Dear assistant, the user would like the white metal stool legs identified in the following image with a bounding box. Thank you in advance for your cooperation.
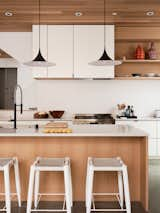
[122,166,131,213]
[34,170,40,208]
[27,166,35,213]
[86,157,131,213]
[13,158,21,207]
[4,165,11,213]
[86,159,94,213]
[27,157,72,213]
[64,163,71,213]
[68,163,73,207]
[0,157,21,213]
[118,171,124,209]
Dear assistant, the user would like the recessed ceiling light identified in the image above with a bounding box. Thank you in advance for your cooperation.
[4,11,13,17]
[112,12,118,16]
[146,11,155,16]
[74,11,83,17]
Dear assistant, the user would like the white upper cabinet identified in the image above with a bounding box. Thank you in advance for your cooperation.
[32,25,115,79]
[74,25,115,78]
[47,25,73,78]
[32,25,48,78]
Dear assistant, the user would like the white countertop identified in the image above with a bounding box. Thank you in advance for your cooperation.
[116,117,160,121]
[0,124,147,137]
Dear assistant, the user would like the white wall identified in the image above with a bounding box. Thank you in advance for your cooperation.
[0,32,160,117]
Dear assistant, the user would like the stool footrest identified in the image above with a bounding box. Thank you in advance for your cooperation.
[38,193,65,196]
[31,209,67,212]
[91,209,127,212]
[93,193,119,196]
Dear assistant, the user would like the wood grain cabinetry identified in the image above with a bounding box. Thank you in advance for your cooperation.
[115,27,160,80]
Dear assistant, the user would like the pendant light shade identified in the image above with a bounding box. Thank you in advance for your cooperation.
[89,49,122,66]
[24,50,55,67]
[24,0,55,67]
[89,0,122,66]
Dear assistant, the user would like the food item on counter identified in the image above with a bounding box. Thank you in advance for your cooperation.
[43,128,72,133]
[117,104,126,110]
[45,122,68,128]
[135,45,145,59]
[34,112,49,119]
[49,111,64,119]
[148,42,157,60]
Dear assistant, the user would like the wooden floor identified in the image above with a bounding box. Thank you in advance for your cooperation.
[5,202,147,213]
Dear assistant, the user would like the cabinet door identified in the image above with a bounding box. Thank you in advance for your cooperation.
[156,121,160,138]
[149,139,157,157]
[135,121,157,139]
[74,25,114,78]
[47,25,73,78]
[32,25,48,78]
[116,120,157,138]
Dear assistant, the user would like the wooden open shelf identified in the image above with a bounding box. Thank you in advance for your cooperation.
[121,59,160,63]
[115,77,160,80]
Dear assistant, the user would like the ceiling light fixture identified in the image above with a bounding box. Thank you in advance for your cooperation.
[112,12,118,16]
[89,0,122,66]
[4,11,13,17]
[146,11,155,16]
[74,11,83,17]
[24,0,55,67]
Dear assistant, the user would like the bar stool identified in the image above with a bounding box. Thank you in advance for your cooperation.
[86,157,131,213]
[0,157,21,213]
[26,157,72,213]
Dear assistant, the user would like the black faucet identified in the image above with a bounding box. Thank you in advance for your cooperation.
[13,85,23,129]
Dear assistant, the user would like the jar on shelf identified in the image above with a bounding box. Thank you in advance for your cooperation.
[148,42,157,60]
[135,45,145,60]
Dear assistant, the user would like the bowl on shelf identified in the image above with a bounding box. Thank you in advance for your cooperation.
[49,111,65,119]
[132,73,141,77]
[144,73,156,77]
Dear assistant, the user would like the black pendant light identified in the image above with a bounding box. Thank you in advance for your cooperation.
[89,0,122,66]
[24,0,55,67]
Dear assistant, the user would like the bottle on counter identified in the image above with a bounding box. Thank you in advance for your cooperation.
[125,105,131,118]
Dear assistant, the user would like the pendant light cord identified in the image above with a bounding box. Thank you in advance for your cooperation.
[104,0,106,49]
[39,0,41,51]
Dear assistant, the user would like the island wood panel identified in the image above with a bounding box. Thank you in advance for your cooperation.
[0,136,148,211]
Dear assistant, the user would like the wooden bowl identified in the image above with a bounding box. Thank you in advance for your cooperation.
[49,111,64,119]
[34,112,49,119]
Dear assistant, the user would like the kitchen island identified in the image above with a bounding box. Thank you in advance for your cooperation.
[0,124,148,211]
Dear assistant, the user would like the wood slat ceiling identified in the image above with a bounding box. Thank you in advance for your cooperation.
[0,0,160,31]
